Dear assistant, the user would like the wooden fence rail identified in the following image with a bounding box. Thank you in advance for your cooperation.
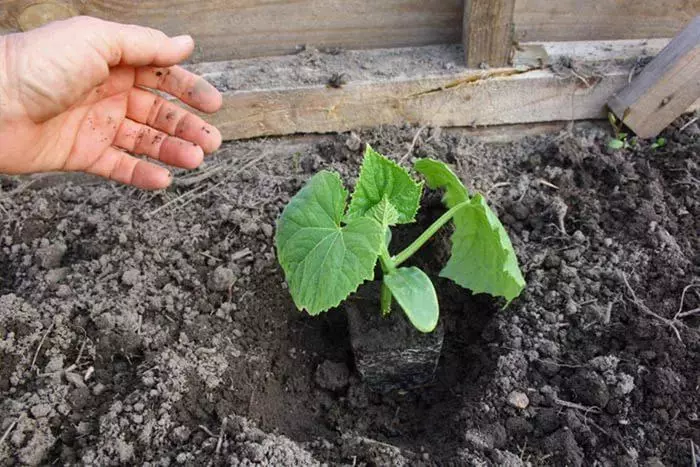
[1,0,698,63]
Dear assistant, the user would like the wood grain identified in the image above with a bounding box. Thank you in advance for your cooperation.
[197,68,697,141]
[0,0,463,62]
[182,40,700,141]
[463,0,516,67]
[608,16,700,138]
[514,0,700,42]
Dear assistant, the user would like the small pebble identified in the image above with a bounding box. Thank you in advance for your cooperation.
[260,224,274,238]
[30,404,52,418]
[92,383,107,396]
[345,132,362,151]
[507,391,530,409]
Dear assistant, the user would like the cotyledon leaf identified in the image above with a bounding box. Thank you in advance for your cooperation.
[345,145,423,224]
[384,267,439,333]
[414,158,525,302]
[275,171,384,315]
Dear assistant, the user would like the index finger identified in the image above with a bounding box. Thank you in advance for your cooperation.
[96,18,195,67]
[135,65,222,114]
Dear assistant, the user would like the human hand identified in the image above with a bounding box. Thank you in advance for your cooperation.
[0,16,223,190]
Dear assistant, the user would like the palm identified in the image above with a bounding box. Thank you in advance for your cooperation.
[0,16,222,189]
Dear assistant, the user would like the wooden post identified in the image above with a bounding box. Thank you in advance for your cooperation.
[608,16,700,139]
[463,0,516,68]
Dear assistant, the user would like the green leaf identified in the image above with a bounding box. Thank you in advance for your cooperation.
[346,145,422,224]
[414,158,525,302]
[652,137,667,149]
[414,158,470,207]
[275,171,384,314]
[607,138,625,150]
[367,196,400,228]
[444,194,525,302]
[384,267,439,333]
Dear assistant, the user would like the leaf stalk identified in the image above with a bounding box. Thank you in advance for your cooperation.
[392,200,471,267]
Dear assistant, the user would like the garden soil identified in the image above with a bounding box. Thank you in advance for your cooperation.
[1,116,698,466]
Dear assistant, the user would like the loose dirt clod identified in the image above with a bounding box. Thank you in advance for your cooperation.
[507,391,530,409]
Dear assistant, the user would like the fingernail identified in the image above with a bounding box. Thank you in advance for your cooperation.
[171,35,194,48]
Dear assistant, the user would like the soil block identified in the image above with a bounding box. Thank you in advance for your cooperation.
[346,281,444,393]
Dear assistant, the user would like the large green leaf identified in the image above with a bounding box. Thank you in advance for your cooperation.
[445,195,526,302]
[346,145,422,224]
[414,158,525,302]
[275,171,384,314]
[384,267,439,333]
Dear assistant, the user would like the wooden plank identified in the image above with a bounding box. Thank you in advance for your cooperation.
[200,68,648,140]
[0,0,463,62]
[463,0,516,67]
[514,0,700,42]
[179,40,699,141]
[608,16,700,139]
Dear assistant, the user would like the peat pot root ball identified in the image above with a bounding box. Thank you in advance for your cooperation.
[346,281,444,393]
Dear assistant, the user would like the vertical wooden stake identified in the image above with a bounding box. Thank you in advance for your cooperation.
[608,15,700,139]
[463,0,516,68]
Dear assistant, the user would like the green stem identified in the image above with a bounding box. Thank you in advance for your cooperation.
[392,200,470,267]
[377,230,395,316]
[380,281,392,316]
[378,249,395,274]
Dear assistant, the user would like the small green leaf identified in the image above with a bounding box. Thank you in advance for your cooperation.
[652,137,667,149]
[384,267,439,333]
[414,158,470,207]
[444,195,526,302]
[275,171,384,314]
[607,138,625,150]
[414,158,525,302]
[367,196,400,228]
[346,145,423,224]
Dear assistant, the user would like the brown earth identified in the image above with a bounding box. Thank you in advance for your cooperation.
[0,116,698,466]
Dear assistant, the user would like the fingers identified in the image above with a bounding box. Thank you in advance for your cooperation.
[86,146,172,190]
[135,66,222,114]
[113,118,204,170]
[95,18,196,68]
[127,87,222,153]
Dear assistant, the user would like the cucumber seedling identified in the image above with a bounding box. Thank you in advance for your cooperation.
[274,145,526,333]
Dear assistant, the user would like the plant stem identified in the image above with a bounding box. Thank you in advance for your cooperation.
[392,200,470,267]
[380,281,392,316]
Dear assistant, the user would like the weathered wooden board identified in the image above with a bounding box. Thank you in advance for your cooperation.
[2,0,699,64]
[183,41,700,141]
[463,0,515,67]
[514,0,700,42]
[0,0,463,62]
[609,16,700,138]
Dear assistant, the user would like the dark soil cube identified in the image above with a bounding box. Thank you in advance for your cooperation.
[345,282,444,392]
